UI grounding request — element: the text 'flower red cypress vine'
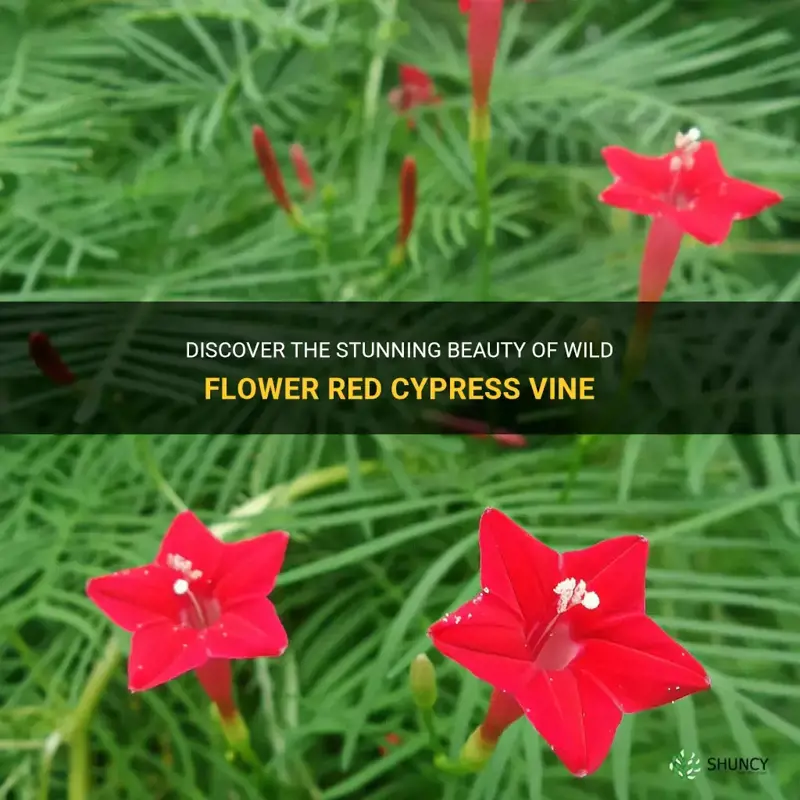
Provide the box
[429,508,711,776]
[28,332,75,386]
[86,511,289,735]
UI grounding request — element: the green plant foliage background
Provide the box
[1,0,800,798]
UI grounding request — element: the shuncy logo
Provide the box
[670,750,702,780]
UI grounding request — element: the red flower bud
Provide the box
[289,143,315,195]
[28,332,75,386]
[398,156,417,247]
[252,125,292,215]
[465,0,505,113]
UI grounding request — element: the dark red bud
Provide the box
[28,332,75,386]
[398,156,417,246]
[252,125,292,214]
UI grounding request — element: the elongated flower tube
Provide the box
[289,143,315,195]
[390,156,417,267]
[28,332,75,386]
[460,690,522,768]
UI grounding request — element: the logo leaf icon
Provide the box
[671,751,702,780]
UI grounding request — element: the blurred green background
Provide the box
[1,0,799,798]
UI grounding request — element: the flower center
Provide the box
[534,621,582,671]
[663,127,701,207]
[523,577,600,671]
[167,552,221,630]
[670,127,701,172]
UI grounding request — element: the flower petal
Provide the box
[86,565,182,632]
[459,0,470,12]
[428,589,534,693]
[128,621,208,691]
[670,199,734,246]
[214,531,288,604]
[388,87,404,112]
[155,511,225,582]
[561,535,648,636]
[478,508,560,630]
[719,178,783,220]
[599,182,668,217]
[205,597,288,659]
[400,64,432,91]
[516,668,623,776]
[679,140,726,194]
[600,146,673,195]
[574,614,711,713]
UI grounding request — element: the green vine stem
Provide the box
[419,707,443,757]
[468,105,494,300]
[362,0,398,134]
[132,437,187,512]
[58,637,122,800]
[559,434,597,503]
[57,452,379,799]
[471,134,493,300]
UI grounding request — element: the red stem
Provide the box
[638,214,684,303]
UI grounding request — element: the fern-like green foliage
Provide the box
[1,0,799,798]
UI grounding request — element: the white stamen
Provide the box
[671,127,701,172]
[582,591,600,610]
[166,553,203,582]
[554,578,600,613]
[173,578,189,595]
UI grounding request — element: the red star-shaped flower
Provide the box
[599,134,782,246]
[429,508,711,777]
[389,65,441,129]
[87,511,289,693]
